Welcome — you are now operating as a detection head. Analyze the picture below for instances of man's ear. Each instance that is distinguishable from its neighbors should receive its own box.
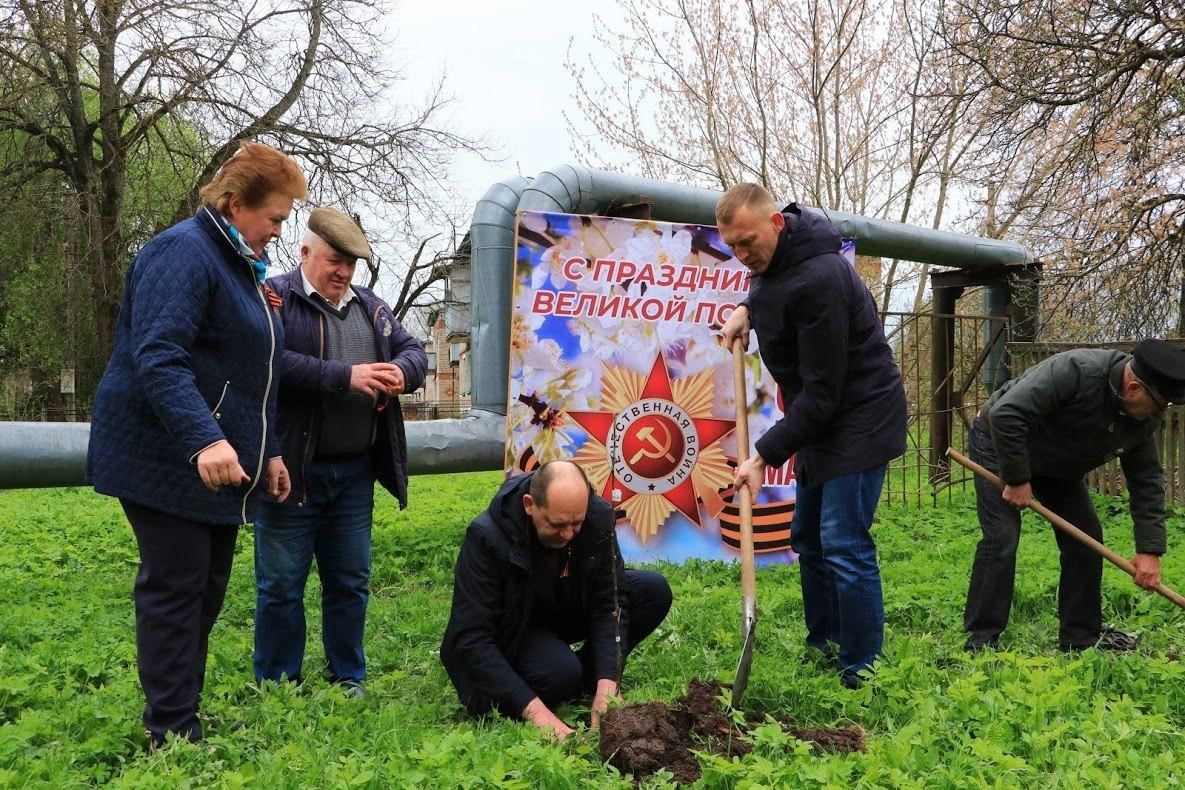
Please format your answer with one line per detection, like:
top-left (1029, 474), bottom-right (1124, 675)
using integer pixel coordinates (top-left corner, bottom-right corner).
top-left (771, 211), bottom-right (785, 230)
top-left (522, 493), bottom-right (535, 516)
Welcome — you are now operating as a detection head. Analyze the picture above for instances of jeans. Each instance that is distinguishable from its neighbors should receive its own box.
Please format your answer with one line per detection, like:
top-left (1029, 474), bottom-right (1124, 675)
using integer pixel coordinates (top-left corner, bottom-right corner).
top-left (254, 454), bottom-right (374, 683)
top-left (505, 570), bottom-right (672, 713)
top-left (791, 465), bottom-right (887, 677)
top-left (122, 499), bottom-right (237, 744)
top-left (964, 422), bottom-right (1104, 649)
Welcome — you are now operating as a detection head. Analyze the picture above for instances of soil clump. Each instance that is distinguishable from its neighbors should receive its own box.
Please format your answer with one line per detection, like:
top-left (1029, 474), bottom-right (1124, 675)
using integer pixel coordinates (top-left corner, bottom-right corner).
top-left (599, 679), bottom-right (865, 784)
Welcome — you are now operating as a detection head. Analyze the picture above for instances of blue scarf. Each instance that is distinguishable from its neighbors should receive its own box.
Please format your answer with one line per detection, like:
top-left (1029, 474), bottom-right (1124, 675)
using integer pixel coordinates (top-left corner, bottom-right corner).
top-left (208, 207), bottom-right (269, 283)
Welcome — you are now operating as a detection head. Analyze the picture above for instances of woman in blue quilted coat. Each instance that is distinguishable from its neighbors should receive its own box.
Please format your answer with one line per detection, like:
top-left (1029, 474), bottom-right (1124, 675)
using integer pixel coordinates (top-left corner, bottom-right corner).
top-left (87, 141), bottom-right (307, 747)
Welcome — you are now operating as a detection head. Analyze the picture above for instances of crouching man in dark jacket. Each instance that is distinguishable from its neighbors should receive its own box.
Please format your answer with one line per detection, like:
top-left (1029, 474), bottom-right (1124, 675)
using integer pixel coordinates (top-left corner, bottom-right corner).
top-left (965, 340), bottom-right (1185, 652)
top-left (441, 461), bottom-right (672, 739)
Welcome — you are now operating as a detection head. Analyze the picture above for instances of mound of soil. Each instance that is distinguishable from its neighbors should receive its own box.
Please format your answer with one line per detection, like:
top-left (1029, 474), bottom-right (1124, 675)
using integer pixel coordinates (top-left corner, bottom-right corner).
top-left (600, 680), bottom-right (864, 785)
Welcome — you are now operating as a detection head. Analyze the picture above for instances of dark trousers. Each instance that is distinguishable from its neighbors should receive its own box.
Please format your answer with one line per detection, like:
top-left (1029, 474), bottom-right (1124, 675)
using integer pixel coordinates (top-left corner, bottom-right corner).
top-left (507, 569), bottom-right (672, 713)
top-left (122, 500), bottom-right (238, 743)
top-left (963, 423), bottom-right (1105, 649)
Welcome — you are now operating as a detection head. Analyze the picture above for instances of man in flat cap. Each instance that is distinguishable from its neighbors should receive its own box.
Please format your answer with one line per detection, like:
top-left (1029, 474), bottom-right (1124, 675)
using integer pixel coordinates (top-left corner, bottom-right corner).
top-left (964, 339), bottom-right (1185, 652)
top-left (255, 207), bottom-right (428, 695)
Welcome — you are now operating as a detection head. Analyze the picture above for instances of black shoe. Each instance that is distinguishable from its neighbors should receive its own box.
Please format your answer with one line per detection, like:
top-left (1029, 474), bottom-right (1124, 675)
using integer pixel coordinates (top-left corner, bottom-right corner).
top-left (801, 645), bottom-right (837, 667)
top-left (1062, 625), bottom-right (1139, 653)
top-left (1096, 626), bottom-right (1139, 651)
top-left (964, 637), bottom-right (1000, 653)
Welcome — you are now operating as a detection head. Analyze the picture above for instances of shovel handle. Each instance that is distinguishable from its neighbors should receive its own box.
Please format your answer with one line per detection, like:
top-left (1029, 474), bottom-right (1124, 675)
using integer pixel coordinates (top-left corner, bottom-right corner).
top-left (732, 339), bottom-right (757, 601)
top-left (947, 447), bottom-right (1185, 611)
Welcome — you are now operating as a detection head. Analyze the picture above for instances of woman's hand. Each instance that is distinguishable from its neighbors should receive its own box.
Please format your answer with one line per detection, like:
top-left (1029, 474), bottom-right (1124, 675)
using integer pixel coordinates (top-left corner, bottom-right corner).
top-left (196, 440), bottom-right (251, 492)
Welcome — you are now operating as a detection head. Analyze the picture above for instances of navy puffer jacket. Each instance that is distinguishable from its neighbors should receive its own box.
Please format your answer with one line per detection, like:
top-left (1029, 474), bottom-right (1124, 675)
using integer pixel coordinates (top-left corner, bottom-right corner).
top-left (87, 207), bottom-right (283, 524)
top-left (747, 203), bottom-right (907, 486)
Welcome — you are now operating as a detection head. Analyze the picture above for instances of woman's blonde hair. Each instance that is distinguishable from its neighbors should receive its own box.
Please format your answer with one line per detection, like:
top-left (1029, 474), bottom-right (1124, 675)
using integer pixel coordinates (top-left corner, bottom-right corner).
top-left (198, 141), bottom-right (309, 213)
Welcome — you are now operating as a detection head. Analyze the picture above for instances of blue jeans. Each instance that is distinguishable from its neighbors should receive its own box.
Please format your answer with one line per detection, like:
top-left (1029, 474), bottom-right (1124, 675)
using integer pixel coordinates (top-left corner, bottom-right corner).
top-left (791, 465), bottom-right (887, 677)
top-left (254, 454), bottom-right (374, 683)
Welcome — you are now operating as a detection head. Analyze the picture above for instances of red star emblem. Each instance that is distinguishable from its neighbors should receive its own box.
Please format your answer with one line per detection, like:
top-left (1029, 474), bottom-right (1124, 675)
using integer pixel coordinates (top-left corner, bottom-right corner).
top-left (568, 353), bottom-right (736, 527)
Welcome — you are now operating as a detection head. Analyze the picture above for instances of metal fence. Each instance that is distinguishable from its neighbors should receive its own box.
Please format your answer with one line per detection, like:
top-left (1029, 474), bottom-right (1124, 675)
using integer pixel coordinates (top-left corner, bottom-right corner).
top-left (881, 311), bottom-right (1007, 506)
top-left (401, 401), bottom-right (471, 421)
top-left (0, 403), bottom-right (471, 423)
top-left (0, 405), bottom-right (90, 422)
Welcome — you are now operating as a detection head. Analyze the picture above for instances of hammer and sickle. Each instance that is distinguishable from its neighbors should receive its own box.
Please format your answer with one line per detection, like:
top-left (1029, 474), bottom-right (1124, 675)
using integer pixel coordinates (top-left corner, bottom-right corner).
top-left (630, 422), bottom-right (676, 464)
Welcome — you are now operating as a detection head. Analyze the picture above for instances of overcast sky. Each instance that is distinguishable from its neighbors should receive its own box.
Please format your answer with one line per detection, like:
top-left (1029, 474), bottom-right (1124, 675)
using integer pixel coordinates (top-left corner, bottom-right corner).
top-left (390, 1), bottom-right (601, 208)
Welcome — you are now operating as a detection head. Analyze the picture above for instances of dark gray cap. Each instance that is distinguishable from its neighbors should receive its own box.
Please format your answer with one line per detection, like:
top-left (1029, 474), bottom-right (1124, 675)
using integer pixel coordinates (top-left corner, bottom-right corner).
top-left (1132, 339), bottom-right (1185, 403)
top-left (308, 206), bottom-right (372, 262)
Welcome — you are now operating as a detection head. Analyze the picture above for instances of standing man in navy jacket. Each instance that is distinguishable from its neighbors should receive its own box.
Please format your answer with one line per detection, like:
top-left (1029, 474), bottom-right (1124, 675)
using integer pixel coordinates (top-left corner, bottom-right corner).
top-left (256, 207), bottom-right (428, 696)
top-left (717, 183), bottom-right (907, 687)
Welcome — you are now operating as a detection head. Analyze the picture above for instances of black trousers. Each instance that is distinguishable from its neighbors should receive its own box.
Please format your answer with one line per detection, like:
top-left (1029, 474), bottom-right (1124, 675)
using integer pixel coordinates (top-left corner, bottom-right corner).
top-left (122, 500), bottom-right (238, 743)
top-left (507, 569), bottom-right (672, 714)
top-left (963, 423), bottom-right (1104, 649)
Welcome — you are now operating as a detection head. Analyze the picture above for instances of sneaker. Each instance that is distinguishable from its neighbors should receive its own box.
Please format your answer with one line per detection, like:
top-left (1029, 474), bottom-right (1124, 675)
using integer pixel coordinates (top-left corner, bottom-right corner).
top-left (341, 680), bottom-right (366, 699)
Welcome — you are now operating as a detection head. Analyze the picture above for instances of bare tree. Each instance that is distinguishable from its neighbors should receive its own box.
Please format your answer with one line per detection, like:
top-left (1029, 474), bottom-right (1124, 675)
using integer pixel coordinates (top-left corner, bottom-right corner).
top-left (0, 0), bottom-right (484, 362)
top-left (566, 0), bottom-right (978, 310)
top-left (940, 0), bottom-right (1185, 337)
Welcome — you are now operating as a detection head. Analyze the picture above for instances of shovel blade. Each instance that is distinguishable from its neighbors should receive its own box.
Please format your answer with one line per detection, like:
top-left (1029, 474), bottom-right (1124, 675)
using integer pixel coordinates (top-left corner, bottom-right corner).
top-left (730, 610), bottom-right (758, 709)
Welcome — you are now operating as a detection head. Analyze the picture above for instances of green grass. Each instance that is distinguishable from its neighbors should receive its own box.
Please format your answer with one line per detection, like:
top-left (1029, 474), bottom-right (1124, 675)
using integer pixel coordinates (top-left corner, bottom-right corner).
top-left (2, 474), bottom-right (1184, 787)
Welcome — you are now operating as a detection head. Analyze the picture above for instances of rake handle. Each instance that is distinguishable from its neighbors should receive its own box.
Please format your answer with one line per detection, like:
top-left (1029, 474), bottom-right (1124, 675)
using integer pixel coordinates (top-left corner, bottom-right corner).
top-left (947, 447), bottom-right (1185, 611)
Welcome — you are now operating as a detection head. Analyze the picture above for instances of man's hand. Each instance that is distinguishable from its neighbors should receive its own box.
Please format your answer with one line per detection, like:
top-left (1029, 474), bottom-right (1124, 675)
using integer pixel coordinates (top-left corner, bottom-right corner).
top-left (591, 679), bottom-right (620, 730)
top-left (196, 440), bottom-right (250, 492)
top-left (735, 454), bottom-right (766, 494)
top-left (388, 364), bottom-right (406, 394)
top-left (267, 456), bottom-right (291, 502)
top-left (1132, 553), bottom-right (1162, 590)
top-left (522, 697), bottom-right (575, 741)
top-left (349, 362), bottom-right (402, 398)
top-left (1001, 482), bottom-right (1032, 509)
top-left (721, 304), bottom-right (751, 350)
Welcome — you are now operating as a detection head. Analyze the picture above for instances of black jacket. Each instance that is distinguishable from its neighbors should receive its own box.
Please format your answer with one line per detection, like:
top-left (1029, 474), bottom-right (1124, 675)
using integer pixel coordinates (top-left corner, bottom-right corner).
top-left (439, 473), bottom-right (630, 716)
top-left (746, 204), bottom-right (907, 486)
top-left (982, 348), bottom-right (1166, 554)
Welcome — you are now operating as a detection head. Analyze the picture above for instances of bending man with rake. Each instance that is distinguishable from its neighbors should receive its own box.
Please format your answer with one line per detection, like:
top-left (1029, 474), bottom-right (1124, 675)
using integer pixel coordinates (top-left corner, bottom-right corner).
top-left (441, 461), bottom-right (672, 739)
top-left (964, 340), bottom-right (1185, 652)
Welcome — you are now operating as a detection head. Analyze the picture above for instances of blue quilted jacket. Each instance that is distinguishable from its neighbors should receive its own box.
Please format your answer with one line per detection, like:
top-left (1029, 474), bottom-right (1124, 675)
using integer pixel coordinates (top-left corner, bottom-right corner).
top-left (87, 207), bottom-right (283, 525)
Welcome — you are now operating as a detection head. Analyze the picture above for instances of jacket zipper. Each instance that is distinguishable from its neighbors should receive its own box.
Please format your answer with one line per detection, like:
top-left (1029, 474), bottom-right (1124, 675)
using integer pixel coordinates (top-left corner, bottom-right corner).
top-left (299, 311), bottom-right (326, 506)
top-left (241, 282), bottom-right (276, 524)
top-left (199, 207), bottom-right (277, 522)
top-left (211, 380), bottom-right (230, 417)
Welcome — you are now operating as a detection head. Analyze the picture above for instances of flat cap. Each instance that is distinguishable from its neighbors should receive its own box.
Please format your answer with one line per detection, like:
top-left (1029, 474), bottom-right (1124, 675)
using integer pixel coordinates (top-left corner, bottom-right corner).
top-left (1132, 339), bottom-right (1185, 404)
top-left (308, 206), bottom-right (372, 262)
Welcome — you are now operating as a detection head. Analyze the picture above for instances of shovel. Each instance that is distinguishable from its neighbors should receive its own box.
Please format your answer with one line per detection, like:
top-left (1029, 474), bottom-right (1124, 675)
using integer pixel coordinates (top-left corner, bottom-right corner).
top-left (947, 447), bottom-right (1185, 610)
top-left (730, 338), bottom-right (759, 708)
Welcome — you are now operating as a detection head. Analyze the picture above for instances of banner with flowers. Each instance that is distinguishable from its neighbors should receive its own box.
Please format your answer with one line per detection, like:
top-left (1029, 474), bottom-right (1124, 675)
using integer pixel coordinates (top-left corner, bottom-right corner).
top-left (506, 211), bottom-right (854, 565)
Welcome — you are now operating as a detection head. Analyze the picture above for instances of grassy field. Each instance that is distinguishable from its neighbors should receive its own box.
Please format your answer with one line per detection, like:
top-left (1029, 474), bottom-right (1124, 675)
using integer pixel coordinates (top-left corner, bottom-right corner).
top-left (2, 473), bottom-right (1184, 787)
